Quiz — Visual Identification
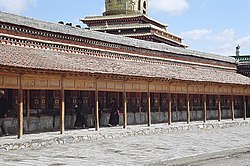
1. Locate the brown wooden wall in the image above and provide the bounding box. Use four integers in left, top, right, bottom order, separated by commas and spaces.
0, 72, 250, 96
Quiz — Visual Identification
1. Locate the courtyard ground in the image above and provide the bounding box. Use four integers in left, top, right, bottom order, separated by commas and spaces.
0, 119, 249, 165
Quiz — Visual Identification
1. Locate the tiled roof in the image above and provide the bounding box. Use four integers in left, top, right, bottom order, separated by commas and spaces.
90, 23, 161, 31
122, 33, 186, 47
90, 23, 183, 39
1, 44, 250, 85
82, 14, 168, 27
90, 24, 186, 47
0, 11, 235, 63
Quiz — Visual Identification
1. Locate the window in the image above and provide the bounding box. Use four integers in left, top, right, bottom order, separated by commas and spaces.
138, 0, 141, 10
143, 1, 147, 14
143, 1, 146, 8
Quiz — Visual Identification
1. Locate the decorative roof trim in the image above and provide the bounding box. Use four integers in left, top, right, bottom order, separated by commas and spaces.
0, 33, 236, 70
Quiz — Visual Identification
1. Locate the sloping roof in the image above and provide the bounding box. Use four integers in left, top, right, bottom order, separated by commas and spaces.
82, 14, 168, 28
0, 11, 235, 64
90, 23, 162, 31
1, 44, 249, 85
123, 33, 186, 47
89, 23, 186, 47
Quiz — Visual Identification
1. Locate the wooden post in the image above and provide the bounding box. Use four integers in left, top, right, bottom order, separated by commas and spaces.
123, 91, 127, 129
147, 91, 151, 127
244, 96, 247, 120
168, 93, 172, 125
186, 84, 190, 124
187, 93, 190, 124
203, 94, 207, 123
218, 95, 221, 121
175, 94, 178, 112
60, 76, 65, 134
27, 90, 30, 130
95, 86, 99, 131
18, 75, 23, 139
147, 83, 151, 127
231, 95, 235, 121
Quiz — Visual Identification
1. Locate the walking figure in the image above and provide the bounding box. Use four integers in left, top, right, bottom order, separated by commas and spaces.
74, 99, 87, 129
108, 98, 120, 127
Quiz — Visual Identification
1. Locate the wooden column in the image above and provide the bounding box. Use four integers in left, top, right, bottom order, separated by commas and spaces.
190, 95, 193, 118
18, 75, 23, 139
168, 93, 172, 125
60, 76, 65, 134
218, 95, 221, 121
147, 83, 151, 127
203, 94, 207, 123
244, 96, 247, 120
27, 90, 30, 130
123, 91, 127, 129
231, 95, 235, 121
147, 91, 151, 127
187, 93, 190, 124
95, 84, 99, 131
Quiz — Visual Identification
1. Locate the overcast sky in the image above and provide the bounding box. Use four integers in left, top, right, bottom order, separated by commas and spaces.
0, 0, 250, 56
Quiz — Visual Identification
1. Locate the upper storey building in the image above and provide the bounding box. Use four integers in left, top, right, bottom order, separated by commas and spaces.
232, 46, 250, 77
81, 0, 187, 48
236, 55, 250, 77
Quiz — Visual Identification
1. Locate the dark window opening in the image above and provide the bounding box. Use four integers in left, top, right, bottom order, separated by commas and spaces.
138, 0, 141, 11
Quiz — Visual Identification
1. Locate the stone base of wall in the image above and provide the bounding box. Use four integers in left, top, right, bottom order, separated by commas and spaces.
1, 109, 245, 134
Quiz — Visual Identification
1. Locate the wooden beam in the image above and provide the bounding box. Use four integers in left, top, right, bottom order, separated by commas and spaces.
218, 95, 221, 122
95, 81, 99, 131
231, 95, 235, 121
203, 94, 207, 123
18, 75, 23, 139
27, 90, 30, 130
244, 96, 247, 120
60, 76, 65, 134
123, 91, 127, 129
168, 93, 172, 125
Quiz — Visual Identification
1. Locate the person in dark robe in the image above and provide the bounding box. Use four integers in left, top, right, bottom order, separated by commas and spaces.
0, 90, 9, 136
108, 98, 120, 126
74, 99, 87, 129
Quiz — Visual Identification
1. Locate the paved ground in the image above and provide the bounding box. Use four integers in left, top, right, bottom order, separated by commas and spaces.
190, 152, 250, 166
0, 121, 249, 166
